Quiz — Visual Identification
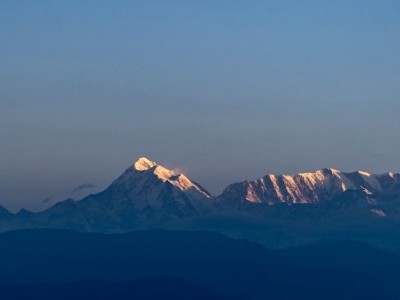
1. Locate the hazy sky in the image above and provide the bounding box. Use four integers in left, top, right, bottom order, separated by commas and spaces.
1, 0, 399, 211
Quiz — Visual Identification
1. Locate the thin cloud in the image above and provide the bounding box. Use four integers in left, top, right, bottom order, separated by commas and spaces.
72, 184, 96, 194
42, 197, 53, 204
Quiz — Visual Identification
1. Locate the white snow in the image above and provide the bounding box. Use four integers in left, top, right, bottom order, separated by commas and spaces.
132, 157, 212, 200
370, 209, 386, 217
153, 165, 174, 181
361, 186, 374, 195
357, 171, 382, 191
133, 157, 157, 171
357, 170, 371, 176
234, 167, 397, 205
245, 184, 261, 203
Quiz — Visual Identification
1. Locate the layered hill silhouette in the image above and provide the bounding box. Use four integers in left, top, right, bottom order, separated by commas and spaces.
0, 229, 399, 300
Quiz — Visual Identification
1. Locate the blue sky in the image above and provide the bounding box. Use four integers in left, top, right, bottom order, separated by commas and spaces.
1, 0, 399, 211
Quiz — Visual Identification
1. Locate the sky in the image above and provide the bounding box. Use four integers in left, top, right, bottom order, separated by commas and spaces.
1, 0, 399, 211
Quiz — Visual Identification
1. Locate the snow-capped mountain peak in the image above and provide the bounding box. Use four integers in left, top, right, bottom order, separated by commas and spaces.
130, 157, 210, 197
219, 168, 400, 205
106, 157, 213, 206
133, 157, 158, 171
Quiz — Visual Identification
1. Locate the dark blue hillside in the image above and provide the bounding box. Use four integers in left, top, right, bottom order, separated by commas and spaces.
0, 229, 399, 299
0, 276, 227, 300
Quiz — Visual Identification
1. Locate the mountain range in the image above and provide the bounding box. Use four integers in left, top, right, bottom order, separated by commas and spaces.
1, 157, 400, 249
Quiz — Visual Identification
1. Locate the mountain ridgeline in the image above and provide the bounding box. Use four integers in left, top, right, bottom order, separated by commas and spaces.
1, 157, 400, 248
220, 168, 400, 205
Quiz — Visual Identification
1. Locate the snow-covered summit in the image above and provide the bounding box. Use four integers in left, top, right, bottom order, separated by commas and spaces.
133, 157, 158, 171
219, 168, 400, 205
127, 157, 211, 198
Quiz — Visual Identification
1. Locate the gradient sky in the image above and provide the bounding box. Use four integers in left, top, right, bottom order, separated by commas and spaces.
1, 0, 399, 211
